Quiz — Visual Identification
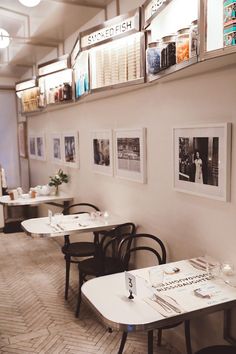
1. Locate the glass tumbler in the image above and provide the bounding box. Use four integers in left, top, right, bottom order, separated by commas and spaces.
149, 267, 164, 288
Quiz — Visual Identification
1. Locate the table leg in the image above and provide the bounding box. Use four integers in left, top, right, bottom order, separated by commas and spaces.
184, 320, 192, 354
118, 332, 127, 354
148, 330, 153, 354
63, 201, 70, 214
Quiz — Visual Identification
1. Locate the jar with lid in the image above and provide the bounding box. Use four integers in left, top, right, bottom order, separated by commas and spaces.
146, 41, 161, 75
190, 20, 198, 58
161, 35, 176, 69
224, 1, 236, 25
176, 27, 190, 64
63, 83, 72, 100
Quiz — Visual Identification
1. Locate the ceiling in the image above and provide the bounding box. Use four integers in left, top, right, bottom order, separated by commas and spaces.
0, 0, 113, 80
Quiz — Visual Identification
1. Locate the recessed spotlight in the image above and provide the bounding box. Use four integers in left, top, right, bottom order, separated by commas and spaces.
0, 28, 10, 49
19, 0, 41, 7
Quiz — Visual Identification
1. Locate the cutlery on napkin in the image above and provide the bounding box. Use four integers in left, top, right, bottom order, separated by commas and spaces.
144, 294, 184, 317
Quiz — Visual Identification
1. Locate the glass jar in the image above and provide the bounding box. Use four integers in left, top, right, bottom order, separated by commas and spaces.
224, 22, 236, 46
161, 35, 176, 69
63, 82, 72, 100
146, 41, 161, 75
190, 20, 198, 58
176, 27, 190, 64
224, 0, 236, 25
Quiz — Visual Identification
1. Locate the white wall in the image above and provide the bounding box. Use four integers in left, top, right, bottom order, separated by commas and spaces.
27, 62, 236, 351
0, 91, 20, 188
19, 0, 236, 351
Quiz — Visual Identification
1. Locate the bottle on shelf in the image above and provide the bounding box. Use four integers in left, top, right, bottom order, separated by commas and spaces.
63, 82, 72, 100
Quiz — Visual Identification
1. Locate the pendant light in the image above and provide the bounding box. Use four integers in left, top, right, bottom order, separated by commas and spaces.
0, 28, 10, 49
19, 0, 41, 7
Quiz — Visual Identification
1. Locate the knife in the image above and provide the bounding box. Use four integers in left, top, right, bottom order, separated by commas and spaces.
155, 294, 182, 314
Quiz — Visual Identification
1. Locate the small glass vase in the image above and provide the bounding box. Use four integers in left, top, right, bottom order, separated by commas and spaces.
55, 185, 59, 196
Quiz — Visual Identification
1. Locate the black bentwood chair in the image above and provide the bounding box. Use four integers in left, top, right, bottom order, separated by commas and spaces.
61, 202, 100, 300
76, 222, 136, 317
116, 234, 192, 354
195, 345, 236, 354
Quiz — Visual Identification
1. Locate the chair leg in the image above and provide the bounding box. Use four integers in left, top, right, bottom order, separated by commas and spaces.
65, 255, 71, 300
118, 332, 127, 354
76, 271, 84, 318
157, 328, 162, 346
184, 320, 192, 354
147, 330, 153, 354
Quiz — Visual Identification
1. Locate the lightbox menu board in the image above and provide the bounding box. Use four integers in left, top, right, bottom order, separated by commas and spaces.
15, 78, 42, 114
79, 8, 144, 91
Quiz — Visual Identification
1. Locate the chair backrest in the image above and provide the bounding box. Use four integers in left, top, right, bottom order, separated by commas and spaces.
63, 203, 100, 246
118, 233, 166, 271
63, 202, 100, 215
101, 222, 136, 256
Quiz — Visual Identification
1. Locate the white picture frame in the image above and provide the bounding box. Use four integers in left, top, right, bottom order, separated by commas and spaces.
114, 128, 147, 183
62, 132, 79, 168
28, 135, 36, 159
51, 133, 63, 164
36, 134, 46, 161
173, 123, 232, 201
91, 130, 113, 176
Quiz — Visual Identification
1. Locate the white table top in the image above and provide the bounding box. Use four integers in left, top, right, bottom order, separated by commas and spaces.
82, 259, 236, 332
0, 193, 73, 206
21, 213, 130, 237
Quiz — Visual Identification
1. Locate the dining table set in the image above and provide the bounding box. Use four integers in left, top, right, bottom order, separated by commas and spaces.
1, 191, 236, 354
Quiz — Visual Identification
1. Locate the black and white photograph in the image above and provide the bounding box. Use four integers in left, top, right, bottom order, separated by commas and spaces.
51, 134, 62, 163
178, 137, 219, 186
63, 133, 79, 167
91, 130, 113, 175
117, 137, 141, 172
29, 135, 36, 159
114, 128, 146, 183
173, 123, 231, 201
36, 135, 46, 161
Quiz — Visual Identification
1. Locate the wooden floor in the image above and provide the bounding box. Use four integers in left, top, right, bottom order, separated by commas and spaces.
0, 232, 181, 354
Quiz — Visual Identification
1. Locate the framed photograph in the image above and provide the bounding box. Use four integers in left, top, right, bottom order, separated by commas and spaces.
91, 130, 113, 176
173, 123, 231, 201
114, 128, 147, 183
62, 132, 79, 168
36, 135, 46, 161
51, 133, 62, 164
18, 122, 27, 158
28, 135, 36, 159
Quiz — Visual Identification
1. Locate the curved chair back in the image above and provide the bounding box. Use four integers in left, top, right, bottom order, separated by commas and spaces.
63, 202, 100, 215
118, 233, 166, 271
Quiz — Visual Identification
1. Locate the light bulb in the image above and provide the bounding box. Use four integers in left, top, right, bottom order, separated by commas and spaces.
0, 28, 10, 49
19, 0, 41, 7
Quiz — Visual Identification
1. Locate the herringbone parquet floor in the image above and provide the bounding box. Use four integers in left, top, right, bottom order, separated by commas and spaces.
0, 232, 181, 354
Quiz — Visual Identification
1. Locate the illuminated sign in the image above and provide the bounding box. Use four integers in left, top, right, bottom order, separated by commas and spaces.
144, 0, 167, 24
15, 79, 36, 92
38, 57, 69, 76
81, 16, 136, 49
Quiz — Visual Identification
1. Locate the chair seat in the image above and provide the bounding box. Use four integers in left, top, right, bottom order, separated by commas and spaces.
78, 256, 123, 277
195, 345, 236, 354
62, 242, 95, 257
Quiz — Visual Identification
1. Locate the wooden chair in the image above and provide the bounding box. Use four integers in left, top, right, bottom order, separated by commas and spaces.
76, 222, 136, 317
61, 202, 100, 300
117, 233, 192, 354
